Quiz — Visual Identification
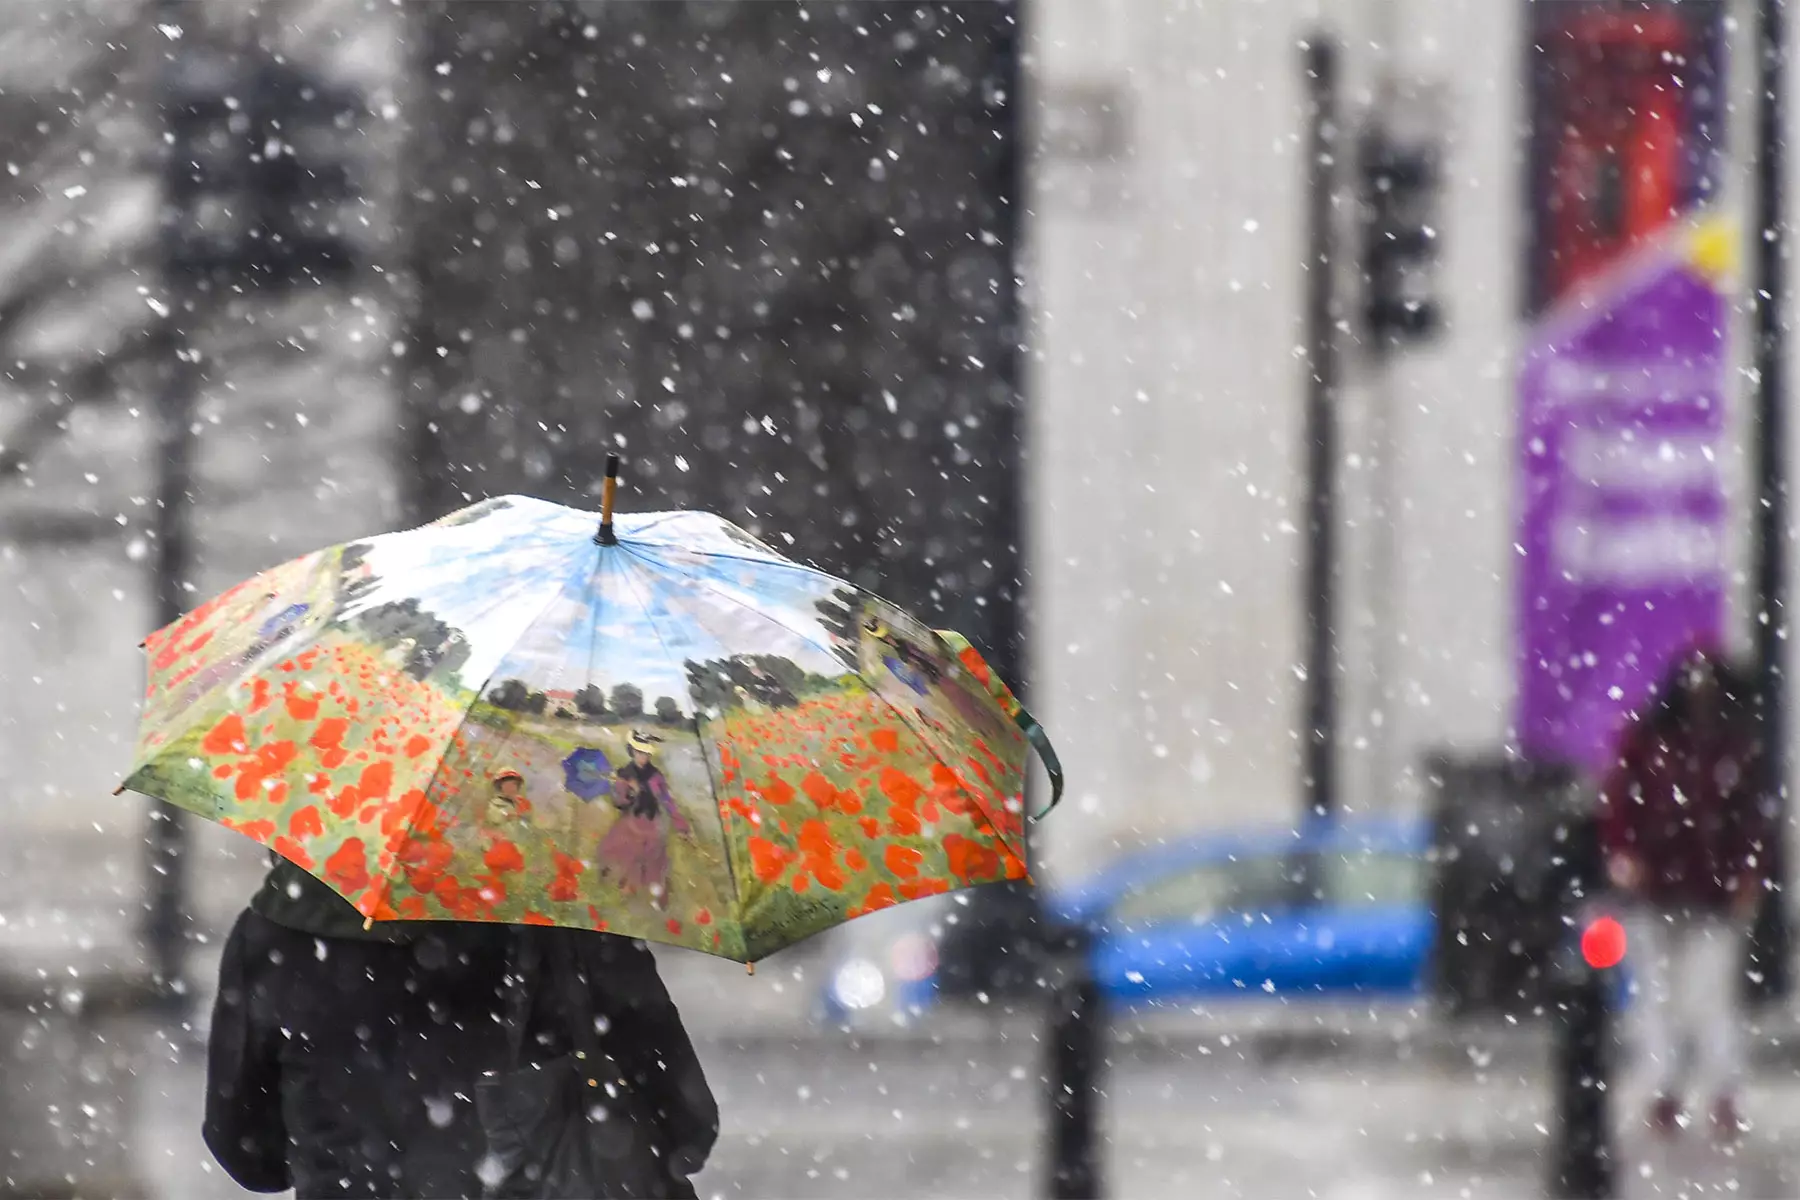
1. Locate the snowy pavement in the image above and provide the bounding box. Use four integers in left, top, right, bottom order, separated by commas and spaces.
126, 1012, 1800, 1200
119, 941, 1800, 1200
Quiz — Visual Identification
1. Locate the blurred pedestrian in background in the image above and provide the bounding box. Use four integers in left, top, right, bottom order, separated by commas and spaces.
204, 859, 717, 1198
1598, 643, 1771, 1142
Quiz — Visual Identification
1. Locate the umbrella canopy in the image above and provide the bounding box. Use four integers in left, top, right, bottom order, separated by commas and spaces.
122, 492, 1060, 962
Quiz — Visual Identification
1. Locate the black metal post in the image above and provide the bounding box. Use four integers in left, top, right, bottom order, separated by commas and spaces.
143, 19, 207, 1008
1549, 962, 1615, 1200
143, 351, 200, 1003
1301, 34, 1341, 820
1749, 0, 1792, 1005
1044, 973, 1104, 1199
1547, 804, 1614, 1199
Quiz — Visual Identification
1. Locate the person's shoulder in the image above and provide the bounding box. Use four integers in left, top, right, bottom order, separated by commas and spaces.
225, 904, 315, 972
567, 928, 656, 967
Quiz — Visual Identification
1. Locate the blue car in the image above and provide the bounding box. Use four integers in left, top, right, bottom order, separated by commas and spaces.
1053, 817, 1433, 1005
816, 817, 1434, 1026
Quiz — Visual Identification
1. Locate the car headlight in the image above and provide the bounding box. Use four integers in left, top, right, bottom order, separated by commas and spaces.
832, 958, 887, 1011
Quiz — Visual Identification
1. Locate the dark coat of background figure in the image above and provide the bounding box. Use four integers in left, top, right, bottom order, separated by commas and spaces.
1599, 646, 1774, 916
204, 862, 718, 1199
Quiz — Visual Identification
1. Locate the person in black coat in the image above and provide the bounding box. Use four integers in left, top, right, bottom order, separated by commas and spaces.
204, 860, 718, 1199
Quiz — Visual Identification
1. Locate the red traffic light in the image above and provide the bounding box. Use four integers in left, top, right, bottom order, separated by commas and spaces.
1581, 915, 1628, 970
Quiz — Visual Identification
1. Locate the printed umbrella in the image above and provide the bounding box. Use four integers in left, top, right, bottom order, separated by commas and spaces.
120, 458, 1062, 963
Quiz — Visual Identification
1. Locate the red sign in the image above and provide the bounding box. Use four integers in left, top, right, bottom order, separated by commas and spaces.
1526, 3, 1726, 314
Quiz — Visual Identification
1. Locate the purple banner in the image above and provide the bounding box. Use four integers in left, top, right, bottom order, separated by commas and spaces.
1514, 223, 1731, 773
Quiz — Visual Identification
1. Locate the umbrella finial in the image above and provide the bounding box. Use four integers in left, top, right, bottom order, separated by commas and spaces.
596, 454, 621, 546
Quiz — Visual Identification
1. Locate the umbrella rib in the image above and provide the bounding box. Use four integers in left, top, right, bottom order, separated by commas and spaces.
608, 552, 749, 955
621, 538, 847, 592
584, 546, 609, 711
619, 543, 853, 674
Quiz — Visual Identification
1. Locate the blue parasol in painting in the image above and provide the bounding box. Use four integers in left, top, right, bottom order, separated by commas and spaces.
561, 746, 614, 802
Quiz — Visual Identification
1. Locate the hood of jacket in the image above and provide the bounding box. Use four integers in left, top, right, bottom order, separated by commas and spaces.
249, 858, 425, 943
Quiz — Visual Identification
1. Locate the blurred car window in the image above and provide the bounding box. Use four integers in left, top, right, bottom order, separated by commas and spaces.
1109, 854, 1292, 925
1320, 850, 1426, 908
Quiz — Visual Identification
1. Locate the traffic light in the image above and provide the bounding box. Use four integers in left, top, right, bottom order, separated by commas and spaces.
162, 50, 362, 284
1359, 121, 1442, 347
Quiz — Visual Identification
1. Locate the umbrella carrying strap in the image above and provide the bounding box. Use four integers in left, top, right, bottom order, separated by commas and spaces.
475, 934, 691, 1200
935, 630, 1064, 821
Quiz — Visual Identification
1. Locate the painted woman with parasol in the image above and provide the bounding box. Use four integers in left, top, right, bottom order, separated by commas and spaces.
593, 730, 691, 911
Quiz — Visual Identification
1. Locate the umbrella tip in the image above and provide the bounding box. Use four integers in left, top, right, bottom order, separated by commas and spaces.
596, 453, 621, 546
111, 783, 126, 796
746, 961, 755, 977
363, 917, 373, 931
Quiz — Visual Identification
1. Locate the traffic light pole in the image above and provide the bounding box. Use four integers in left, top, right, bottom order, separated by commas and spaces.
143, 18, 204, 1009
144, 316, 200, 1006
1301, 34, 1342, 821
1749, 0, 1791, 1004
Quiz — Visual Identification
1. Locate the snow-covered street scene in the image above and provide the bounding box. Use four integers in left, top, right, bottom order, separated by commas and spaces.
7, 1, 1800, 1198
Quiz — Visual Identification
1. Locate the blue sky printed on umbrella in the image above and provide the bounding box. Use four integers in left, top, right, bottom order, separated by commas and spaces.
381, 507, 858, 714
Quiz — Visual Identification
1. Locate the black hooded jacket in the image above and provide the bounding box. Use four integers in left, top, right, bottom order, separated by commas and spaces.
205, 861, 718, 1198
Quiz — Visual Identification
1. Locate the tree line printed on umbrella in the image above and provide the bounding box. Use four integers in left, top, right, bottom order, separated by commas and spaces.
124, 500, 1043, 963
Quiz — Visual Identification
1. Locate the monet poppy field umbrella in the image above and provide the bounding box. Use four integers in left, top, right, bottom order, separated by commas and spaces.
120, 457, 1061, 963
